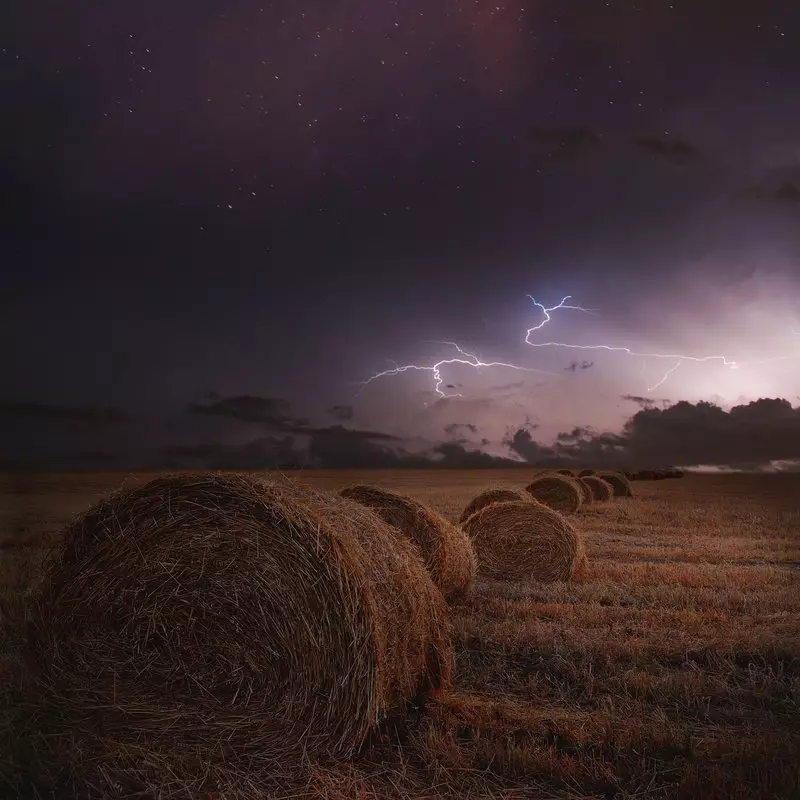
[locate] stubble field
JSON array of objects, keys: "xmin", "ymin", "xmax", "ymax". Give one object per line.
[{"xmin": 1, "ymin": 470, "xmax": 799, "ymax": 799}]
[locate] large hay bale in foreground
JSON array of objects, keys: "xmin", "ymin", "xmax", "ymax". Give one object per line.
[
  {"xmin": 524, "ymin": 473, "xmax": 582, "ymax": 515},
  {"xmin": 458, "ymin": 487, "xmax": 533, "ymax": 525},
  {"xmin": 596, "ymin": 470, "xmax": 633, "ymax": 497},
  {"xmin": 581, "ymin": 475, "xmax": 613, "ymax": 502},
  {"xmin": 23, "ymin": 474, "xmax": 452, "ymax": 797},
  {"xmin": 555, "ymin": 468, "xmax": 575, "ymax": 477},
  {"xmin": 578, "ymin": 469, "xmax": 595, "ymax": 477},
  {"xmin": 462, "ymin": 501, "xmax": 584, "ymax": 582},
  {"xmin": 340, "ymin": 484, "xmax": 475, "ymax": 601}
]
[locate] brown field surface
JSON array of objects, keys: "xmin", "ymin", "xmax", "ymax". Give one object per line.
[{"xmin": 1, "ymin": 470, "xmax": 799, "ymax": 798}]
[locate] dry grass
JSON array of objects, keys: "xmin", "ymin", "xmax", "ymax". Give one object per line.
[
  {"xmin": 1, "ymin": 469, "xmax": 799, "ymax": 799},
  {"xmin": 340, "ymin": 484, "xmax": 475, "ymax": 600}
]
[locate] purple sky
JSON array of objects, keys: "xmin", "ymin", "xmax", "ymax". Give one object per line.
[{"xmin": 3, "ymin": 0, "xmax": 800, "ymax": 469}]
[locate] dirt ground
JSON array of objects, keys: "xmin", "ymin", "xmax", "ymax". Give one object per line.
[{"xmin": 1, "ymin": 470, "xmax": 798, "ymax": 799}]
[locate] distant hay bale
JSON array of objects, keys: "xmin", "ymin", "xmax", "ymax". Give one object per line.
[
  {"xmin": 458, "ymin": 487, "xmax": 532, "ymax": 525},
  {"xmin": 637, "ymin": 469, "xmax": 656, "ymax": 481},
  {"xmin": 577, "ymin": 477, "xmax": 595, "ymax": 505},
  {"xmin": 653, "ymin": 469, "xmax": 668, "ymax": 480},
  {"xmin": 524, "ymin": 473, "xmax": 582, "ymax": 515},
  {"xmin": 22, "ymin": 474, "xmax": 452, "ymax": 796},
  {"xmin": 578, "ymin": 469, "xmax": 595, "ymax": 477},
  {"xmin": 580, "ymin": 475, "xmax": 613, "ymax": 502},
  {"xmin": 462, "ymin": 501, "xmax": 585, "ymax": 582},
  {"xmin": 596, "ymin": 470, "xmax": 634, "ymax": 497},
  {"xmin": 555, "ymin": 468, "xmax": 575, "ymax": 477},
  {"xmin": 340, "ymin": 484, "xmax": 475, "ymax": 601}
]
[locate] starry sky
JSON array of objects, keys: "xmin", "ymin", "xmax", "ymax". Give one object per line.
[{"xmin": 3, "ymin": 0, "xmax": 800, "ymax": 470}]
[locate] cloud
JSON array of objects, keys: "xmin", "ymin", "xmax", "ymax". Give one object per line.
[
  {"xmin": 327, "ymin": 404, "xmax": 354, "ymax": 420},
  {"xmin": 556, "ymin": 426, "xmax": 593, "ymax": 443},
  {"xmin": 503, "ymin": 428, "xmax": 557, "ymax": 463},
  {"xmin": 187, "ymin": 394, "xmax": 308, "ymax": 431},
  {"xmin": 504, "ymin": 397, "xmax": 800, "ymax": 470},
  {"xmin": 0, "ymin": 400, "xmax": 130, "ymax": 426},
  {"xmin": 743, "ymin": 182, "xmax": 800, "ymax": 205},
  {"xmin": 621, "ymin": 394, "xmax": 671, "ymax": 409},
  {"xmin": 634, "ymin": 136, "xmax": 698, "ymax": 163},
  {"xmin": 564, "ymin": 360, "xmax": 594, "ymax": 372},
  {"xmin": 444, "ymin": 422, "xmax": 479, "ymax": 436},
  {"xmin": 530, "ymin": 126, "xmax": 602, "ymax": 159},
  {"xmin": 433, "ymin": 442, "xmax": 519, "ymax": 468},
  {"xmin": 164, "ymin": 436, "xmax": 302, "ymax": 469}
]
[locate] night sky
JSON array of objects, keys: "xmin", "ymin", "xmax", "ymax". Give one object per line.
[{"xmin": 3, "ymin": 1, "xmax": 800, "ymax": 471}]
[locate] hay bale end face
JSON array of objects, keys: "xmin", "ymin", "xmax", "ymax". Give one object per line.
[
  {"xmin": 458, "ymin": 487, "xmax": 533, "ymax": 525},
  {"xmin": 580, "ymin": 475, "xmax": 613, "ymax": 502},
  {"xmin": 596, "ymin": 470, "xmax": 634, "ymax": 497},
  {"xmin": 340, "ymin": 484, "xmax": 475, "ymax": 601},
  {"xmin": 24, "ymin": 474, "xmax": 452, "ymax": 796},
  {"xmin": 462, "ymin": 501, "xmax": 585, "ymax": 582},
  {"xmin": 524, "ymin": 473, "xmax": 582, "ymax": 515}
]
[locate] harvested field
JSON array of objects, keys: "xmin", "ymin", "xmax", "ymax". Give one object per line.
[{"xmin": 2, "ymin": 469, "xmax": 799, "ymax": 799}]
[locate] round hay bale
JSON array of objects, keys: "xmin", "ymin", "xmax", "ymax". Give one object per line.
[
  {"xmin": 577, "ymin": 477, "xmax": 595, "ymax": 505},
  {"xmin": 340, "ymin": 484, "xmax": 475, "ymax": 601},
  {"xmin": 637, "ymin": 469, "xmax": 656, "ymax": 481},
  {"xmin": 596, "ymin": 470, "xmax": 633, "ymax": 497},
  {"xmin": 555, "ymin": 468, "xmax": 575, "ymax": 477},
  {"xmin": 458, "ymin": 487, "xmax": 533, "ymax": 525},
  {"xmin": 578, "ymin": 469, "xmax": 595, "ymax": 477},
  {"xmin": 462, "ymin": 501, "xmax": 584, "ymax": 582},
  {"xmin": 23, "ymin": 474, "xmax": 452, "ymax": 796},
  {"xmin": 581, "ymin": 475, "xmax": 613, "ymax": 502},
  {"xmin": 524, "ymin": 473, "xmax": 582, "ymax": 515}
]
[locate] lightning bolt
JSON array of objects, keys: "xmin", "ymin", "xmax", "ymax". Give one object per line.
[
  {"xmin": 359, "ymin": 341, "xmax": 557, "ymax": 398},
  {"xmin": 525, "ymin": 295, "xmax": 598, "ymax": 334},
  {"xmin": 361, "ymin": 294, "xmax": 800, "ymax": 400},
  {"xmin": 524, "ymin": 320, "xmax": 740, "ymax": 391},
  {"xmin": 646, "ymin": 360, "xmax": 682, "ymax": 392}
]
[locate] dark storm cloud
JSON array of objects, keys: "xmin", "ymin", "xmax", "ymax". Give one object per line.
[
  {"xmin": 164, "ymin": 436, "xmax": 301, "ymax": 470},
  {"xmin": 743, "ymin": 182, "xmax": 800, "ymax": 206},
  {"xmin": 564, "ymin": 360, "xmax": 594, "ymax": 373},
  {"xmin": 503, "ymin": 428, "xmax": 557, "ymax": 463},
  {"xmin": 614, "ymin": 398, "xmax": 800, "ymax": 468},
  {"xmin": 327, "ymin": 404, "xmax": 354, "ymax": 421},
  {"xmin": 633, "ymin": 136, "xmax": 698, "ymax": 164},
  {"xmin": 433, "ymin": 442, "xmax": 518, "ymax": 468},
  {"xmin": 622, "ymin": 394, "xmax": 671, "ymax": 409},
  {"xmin": 187, "ymin": 395, "xmax": 308, "ymax": 431},
  {"xmin": 444, "ymin": 422, "xmax": 479, "ymax": 436},
  {"xmin": 504, "ymin": 398, "xmax": 800, "ymax": 470},
  {"xmin": 0, "ymin": 400, "xmax": 130, "ymax": 426},
  {"xmin": 556, "ymin": 426, "xmax": 593, "ymax": 443}
]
